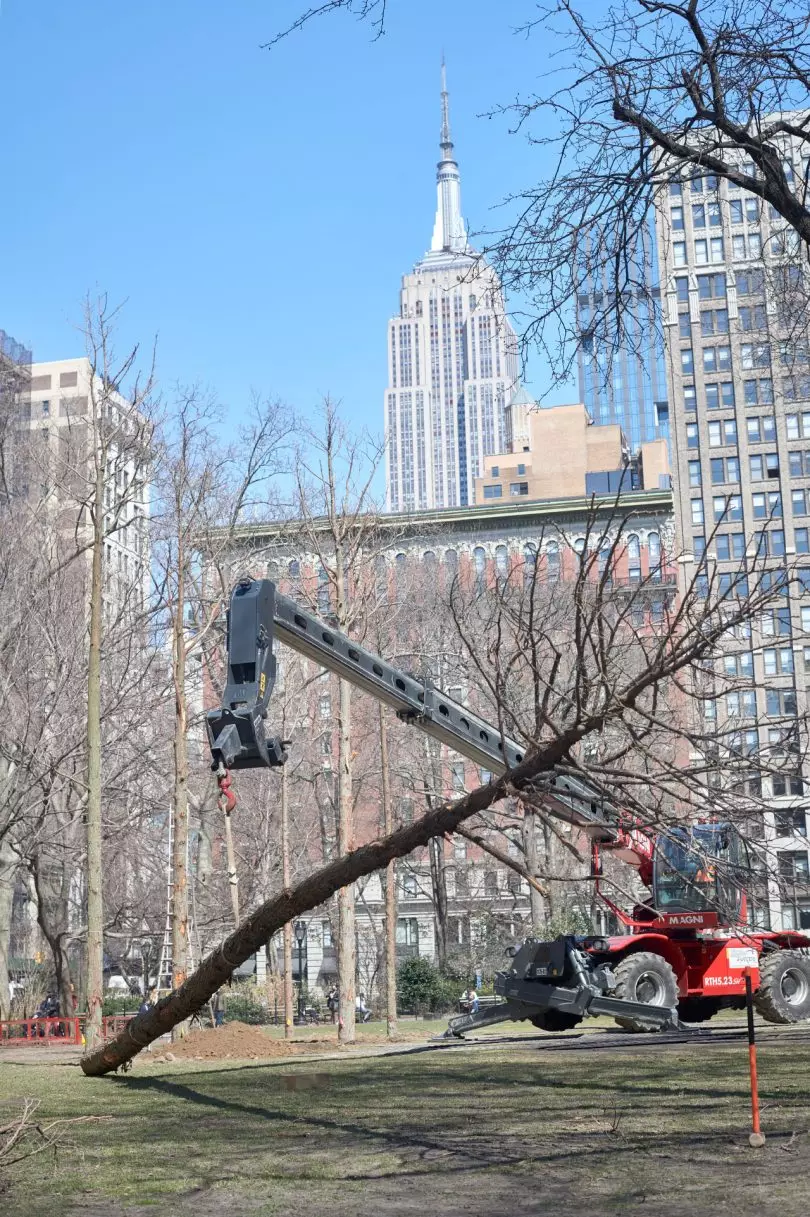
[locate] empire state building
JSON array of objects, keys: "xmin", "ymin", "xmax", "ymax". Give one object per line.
[{"xmin": 384, "ymin": 66, "xmax": 520, "ymax": 512}]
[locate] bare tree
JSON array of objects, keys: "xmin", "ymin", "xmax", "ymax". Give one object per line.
[
  {"xmin": 83, "ymin": 499, "xmax": 794, "ymax": 1075},
  {"xmin": 289, "ymin": 397, "xmax": 383, "ymax": 1044},
  {"xmin": 152, "ymin": 385, "xmax": 291, "ymax": 1034}
]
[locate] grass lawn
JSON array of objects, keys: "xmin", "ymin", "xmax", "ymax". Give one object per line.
[{"xmin": 1, "ymin": 1028, "xmax": 809, "ymax": 1217}]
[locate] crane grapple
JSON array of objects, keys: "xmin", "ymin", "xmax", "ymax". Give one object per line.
[{"xmin": 206, "ymin": 578, "xmax": 287, "ymax": 770}]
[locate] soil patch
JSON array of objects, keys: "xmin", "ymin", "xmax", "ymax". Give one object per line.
[{"xmin": 152, "ymin": 1021, "xmax": 338, "ymax": 1061}]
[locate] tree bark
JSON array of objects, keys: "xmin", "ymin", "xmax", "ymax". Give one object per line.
[
  {"xmin": 280, "ymin": 762, "xmax": 294, "ymax": 1037},
  {"xmin": 85, "ymin": 458, "xmax": 105, "ymax": 1050},
  {"xmin": 223, "ymin": 808, "xmax": 240, "ymax": 925},
  {"xmin": 522, "ymin": 806, "xmax": 547, "ymax": 930},
  {"xmin": 0, "ymin": 839, "xmax": 16, "ymax": 1019},
  {"xmin": 336, "ymin": 676, "xmax": 355, "ymax": 1043},
  {"xmin": 428, "ymin": 835, "xmax": 448, "ymax": 971},
  {"xmin": 81, "ymin": 731, "xmax": 577, "ymax": 1076},
  {"xmin": 379, "ymin": 706, "xmax": 397, "ymax": 1038},
  {"xmin": 170, "ymin": 552, "xmax": 190, "ymax": 1041}
]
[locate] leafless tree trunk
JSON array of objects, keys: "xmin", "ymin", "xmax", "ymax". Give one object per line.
[
  {"xmin": 171, "ymin": 544, "xmax": 190, "ymax": 1009},
  {"xmin": 379, "ymin": 705, "xmax": 397, "ymax": 1038},
  {"xmin": 336, "ymin": 676, "xmax": 355, "ymax": 1043},
  {"xmin": 0, "ymin": 839, "xmax": 16, "ymax": 1019},
  {"xmin": 521, "ymin": 805, "xmax": 546, "ymax": 930},
  {"xmin": 84, "ymin": 438, "xmax": 105, "ymax": 1049},
  {"xmin": 280, "ymin": 761, "xmax": 294, "ymax": 1037}
]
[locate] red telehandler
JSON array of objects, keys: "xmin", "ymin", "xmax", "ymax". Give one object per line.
[{"xmin": 206, "ymin": 578, "xmax": 810, "ymax": 1038}]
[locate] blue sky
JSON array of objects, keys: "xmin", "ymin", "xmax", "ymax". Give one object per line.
[{"xmin": 0, "ymin": 1, "xmax": 573, "ymax": 450}]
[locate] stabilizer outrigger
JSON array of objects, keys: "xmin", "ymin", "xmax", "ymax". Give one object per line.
[{"xmin": 444, "ymin": 936, "xmax": 680, "ymax": 1038}]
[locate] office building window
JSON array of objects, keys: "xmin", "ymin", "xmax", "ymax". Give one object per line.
[
  {"xmin": 703, "ymin": 345, "xmax": 731, "ymax": 373},
  {"xmin": 701, "ymin": 309, "xmax": 729, "ymax": 336},
  {"xmin": 705, "ymin": 382, "xmax": 735, "ymax": 409},
  {"xmin": 741, "ymin": 343, "xmax": 771, "ymax": 370}
]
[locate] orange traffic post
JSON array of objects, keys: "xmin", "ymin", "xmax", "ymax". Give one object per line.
[{"xmin": 744, "ymin": 968, "xmax": 765, "ymax": 1148}]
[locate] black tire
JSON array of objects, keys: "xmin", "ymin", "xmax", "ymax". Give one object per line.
[
  {"xmin": 530, "ymin": 1009, "xmax": 582, "ymax": 1032},
  {"xmin": 677, "ymin": 997, "xmax": 721, "ymax": 1024},
  {"xmin": 754, "ymin": 950, "xmax": 810, "ymax": 1024},
  {"xmin": 612, "ymin": 951, "xmax": 679, "ymax": 1033}
]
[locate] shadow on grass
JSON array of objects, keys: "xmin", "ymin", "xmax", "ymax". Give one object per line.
[{"xmin": 114, "ymin": 1066, "xmax": 770, "ymax": 1185}]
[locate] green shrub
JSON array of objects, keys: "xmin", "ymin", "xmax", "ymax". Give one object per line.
[
  {"xmin": 397, "ymin": 957, "xmax": 457, "ymax": 1016},
  {"xmin": 102, "ymin": 994, "xmax": 141, "ymax": 1016}
]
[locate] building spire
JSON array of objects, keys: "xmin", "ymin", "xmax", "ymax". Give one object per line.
[{"xmin": 430, "ymin": 59, "xmax": 468, "ymax": 255}]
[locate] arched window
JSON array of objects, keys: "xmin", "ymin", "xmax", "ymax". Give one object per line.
[
  {"xmin": 573, "ymin": 538, "xmax": 586, "ymax": 557},
  {"xmin": 523, "ymin": 543, "xmax": 537, "ymax": 588},
  {"xmin": 495, "ymin": 544, "xmax": 508, "ymax": 579},
  {"xmin": 598, "ymin": 545, "xmax": 612, "ymax": 583},
  {"xmin": 546, "ymin": 542, "xmax": 560, "ymax": 582},
  {"xmin": 473, "ymin": 546, "xmax": 486, "ymax": 588},
  {"xmin": 422, "ymin": 550, "xmax": 437, "ymax": 566},
  {"xmin": 648, "ymin": 531, "xmax": 661, "ymax": 582},
  {"xmin": 288, "ymin": 558, "xmax": 300, "ymax": 580},
  {"xmin": 628, "ymin": 534, "xmax": 641, "ymax": 581}
]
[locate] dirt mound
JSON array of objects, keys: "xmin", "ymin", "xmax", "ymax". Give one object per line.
[{"xmin": 151, "ymin": 1021, "xmax": 338, "ymax": 1062}]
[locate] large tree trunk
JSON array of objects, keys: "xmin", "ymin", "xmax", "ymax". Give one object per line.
[
  {"xmin": 280, "ymin": 762, "xmax": 294, "ymax": 1037},
  {"xmin": 336, "ymin": 677, "xmax": 355, "ymax": 1043},
  {"xmin": 171, "ymin": 558, "xmax": 190, "ymax": 1041},
  {"xmin": 522, "ymin": 806, "xmax": 547, "ymax": 930},
  {"xmin": 424, "ymin": 741, "xmax": 449, "ymax": 969},
  {"xmin": 85, "ymin": 479, "xmax": 105, "ymax": 1050},
  {"xmin": 379, "ymin": 707, "xmax": 397, "ymax": 1039},
  {"xmin": 82, "ymin": 730, "xmax": 574, "ymax": 1076},
  {"xmin": 0, "ymin": 839, "xmax": 16, "ymax": 1019},
  {"xmin": 428, "ymin": 836, "xmax": 448, "ymax": 971}
]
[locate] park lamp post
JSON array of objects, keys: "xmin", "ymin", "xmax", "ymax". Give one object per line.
[{"xmin": 294, "ymin": 920, "xmax": 307, "ymax": 1022}]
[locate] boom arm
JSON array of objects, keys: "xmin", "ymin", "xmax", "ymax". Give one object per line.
[{"xmin": 206, "ymin": 578, "xmax": 617, "ymax": 841}]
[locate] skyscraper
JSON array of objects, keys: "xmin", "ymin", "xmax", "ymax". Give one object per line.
[
  {"xmin": 576, "ymin": 222, "xmax": 670, "ymax": 449},
  {"xmin": 657, "ymin": 136, "xmax": 810, "ymax": 931},
  {"xmin": 384, "ymin": 66, "xmax": 519, "ymax": 512}
]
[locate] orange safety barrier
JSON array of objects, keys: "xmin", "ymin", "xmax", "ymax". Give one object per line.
[{"xmin": 0, "ymin": 1013, "xmax": 135, "ymax": 1046}]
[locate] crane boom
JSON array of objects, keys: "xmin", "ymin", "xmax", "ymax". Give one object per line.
[
  {"xmin": 206, "ymin": 578, "xmax": 617, "ymax": 841},
  {"xmin": 204, "ymin": 577, "xmax": 679, "ymax": 1034}
]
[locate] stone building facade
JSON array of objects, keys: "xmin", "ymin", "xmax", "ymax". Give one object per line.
[{"xmin": 657, "ymin": 136, "xmax": 810, "ymax": 929}]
